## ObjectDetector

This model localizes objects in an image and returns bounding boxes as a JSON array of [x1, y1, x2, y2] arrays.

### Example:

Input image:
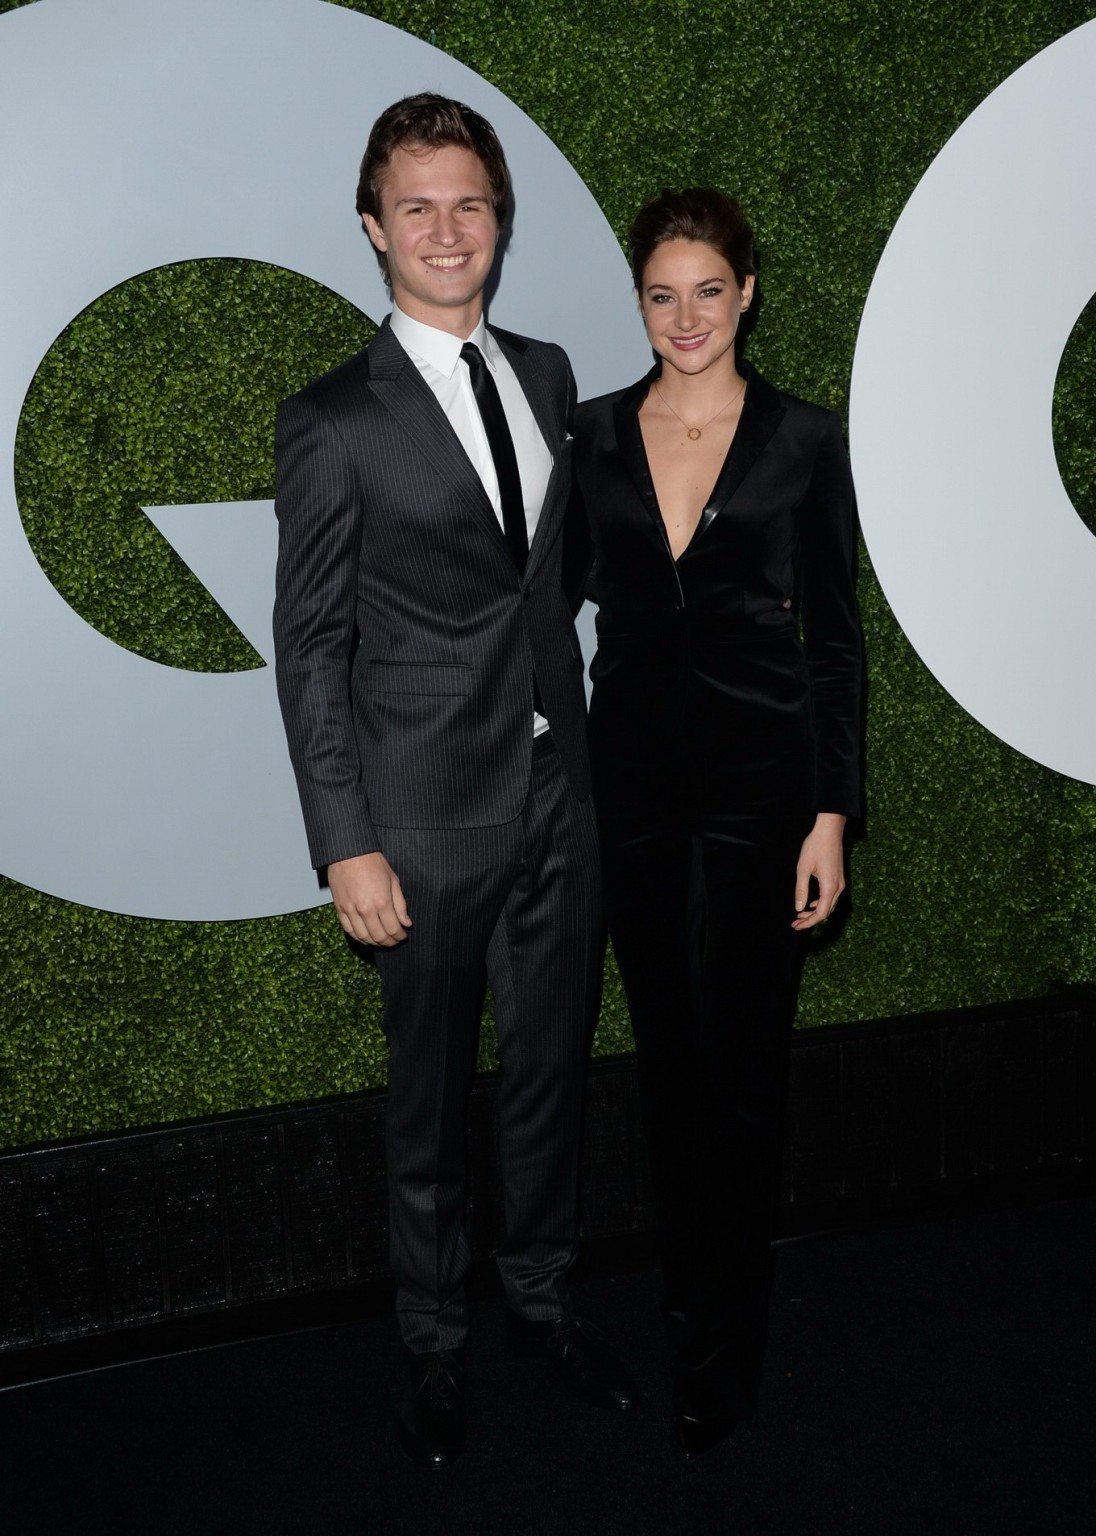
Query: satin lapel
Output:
[[612, 369, 665, 542], [694, 364, 785, 540], [492, 328, 562, 579], [365, 320, 510, 557]]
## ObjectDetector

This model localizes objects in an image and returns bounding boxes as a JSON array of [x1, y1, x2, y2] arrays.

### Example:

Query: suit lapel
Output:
[[491, 326, 564, 580], [491, 327, 556, 451], [365, 318, 512, 560], [488, 325, 567, 580], [694, 361, 785, 538], [612, 369, 666, 544], [611, 361, 786, 550]]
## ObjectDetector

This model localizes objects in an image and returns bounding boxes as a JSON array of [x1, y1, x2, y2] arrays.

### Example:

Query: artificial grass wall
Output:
[[2, 0, 1096, 1147]]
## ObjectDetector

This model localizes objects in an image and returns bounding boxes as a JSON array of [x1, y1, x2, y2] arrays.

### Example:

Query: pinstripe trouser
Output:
[[373, 738, 602, 1354]]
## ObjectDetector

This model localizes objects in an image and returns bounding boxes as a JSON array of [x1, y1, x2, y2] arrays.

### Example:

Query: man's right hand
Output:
[[327, 852, 412, 947]]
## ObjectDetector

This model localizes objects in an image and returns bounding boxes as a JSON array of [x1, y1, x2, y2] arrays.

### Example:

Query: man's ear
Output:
[[362, 212, 387, 252]]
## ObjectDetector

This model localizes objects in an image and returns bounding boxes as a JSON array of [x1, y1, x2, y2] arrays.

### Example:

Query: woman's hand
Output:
[[792, 813, 847, 930]]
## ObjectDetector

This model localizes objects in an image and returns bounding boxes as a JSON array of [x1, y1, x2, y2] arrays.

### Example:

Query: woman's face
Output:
[[638, 238, 754, 377]]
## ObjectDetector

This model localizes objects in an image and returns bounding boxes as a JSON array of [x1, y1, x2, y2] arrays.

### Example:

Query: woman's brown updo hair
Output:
[[628, 187, 761, 348]]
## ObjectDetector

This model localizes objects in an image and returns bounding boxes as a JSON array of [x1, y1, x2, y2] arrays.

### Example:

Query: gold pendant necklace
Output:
[[654, 380, 745, 440]]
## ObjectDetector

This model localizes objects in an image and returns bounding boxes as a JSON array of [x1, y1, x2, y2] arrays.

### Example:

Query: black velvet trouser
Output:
[[601, 811, 808, 1414]]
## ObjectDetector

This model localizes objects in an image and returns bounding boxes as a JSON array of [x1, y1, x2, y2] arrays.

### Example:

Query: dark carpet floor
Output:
[[2, 1197, 1093, 1536]]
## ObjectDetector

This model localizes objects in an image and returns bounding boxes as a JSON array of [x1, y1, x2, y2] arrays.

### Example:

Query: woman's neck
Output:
[[655, 354, 744, 416]]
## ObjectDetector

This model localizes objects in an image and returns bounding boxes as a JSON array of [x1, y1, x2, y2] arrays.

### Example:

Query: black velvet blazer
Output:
[[571, 361, 862, 822]]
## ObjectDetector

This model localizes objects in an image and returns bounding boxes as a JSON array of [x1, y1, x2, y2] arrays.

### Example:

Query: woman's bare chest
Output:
[[640, 411, 738, 560]]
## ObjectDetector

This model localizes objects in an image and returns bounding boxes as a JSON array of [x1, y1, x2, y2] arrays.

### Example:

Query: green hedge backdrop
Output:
[[3, 0, 1096, 1149]]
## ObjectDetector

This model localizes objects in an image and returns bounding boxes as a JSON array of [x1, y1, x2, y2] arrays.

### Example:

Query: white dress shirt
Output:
[[389, 303, 554, 735]]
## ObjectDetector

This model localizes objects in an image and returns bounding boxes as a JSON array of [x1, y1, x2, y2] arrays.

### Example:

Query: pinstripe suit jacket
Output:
[[273, 317, 592, 870]]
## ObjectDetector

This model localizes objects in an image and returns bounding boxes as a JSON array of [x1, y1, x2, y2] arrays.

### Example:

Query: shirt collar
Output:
[[390, 304, 496, 379]]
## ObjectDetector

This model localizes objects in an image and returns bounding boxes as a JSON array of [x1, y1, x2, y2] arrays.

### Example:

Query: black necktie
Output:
[[460, 342, 528, 573]]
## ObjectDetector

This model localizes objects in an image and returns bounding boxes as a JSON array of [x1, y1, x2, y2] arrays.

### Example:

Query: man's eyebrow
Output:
[[392, 193, 491, 207]]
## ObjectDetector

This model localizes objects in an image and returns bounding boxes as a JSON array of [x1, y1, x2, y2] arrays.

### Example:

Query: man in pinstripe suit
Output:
[[273, 94, 635, 1466]]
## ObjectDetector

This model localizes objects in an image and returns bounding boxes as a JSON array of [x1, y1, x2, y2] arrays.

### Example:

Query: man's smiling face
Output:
[[363, 142, 499, 336]]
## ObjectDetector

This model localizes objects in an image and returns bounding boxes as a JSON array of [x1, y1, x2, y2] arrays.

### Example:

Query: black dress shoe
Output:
[[506, 1312, 638, 1412], [396, 1350, 467, 1468], [673, 1346, 754, 1458]]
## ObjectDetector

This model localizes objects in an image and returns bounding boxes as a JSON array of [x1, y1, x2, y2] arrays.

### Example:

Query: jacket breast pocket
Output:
[[366, 661, 471, 696]]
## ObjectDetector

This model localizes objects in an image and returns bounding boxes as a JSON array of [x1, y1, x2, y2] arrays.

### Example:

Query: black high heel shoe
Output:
[[672, 1338, 757, 1458], [675, 1394, 742, 1458]]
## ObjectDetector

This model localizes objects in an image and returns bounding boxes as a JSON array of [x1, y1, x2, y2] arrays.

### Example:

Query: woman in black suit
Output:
[[572, 188, 862, 1456]]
